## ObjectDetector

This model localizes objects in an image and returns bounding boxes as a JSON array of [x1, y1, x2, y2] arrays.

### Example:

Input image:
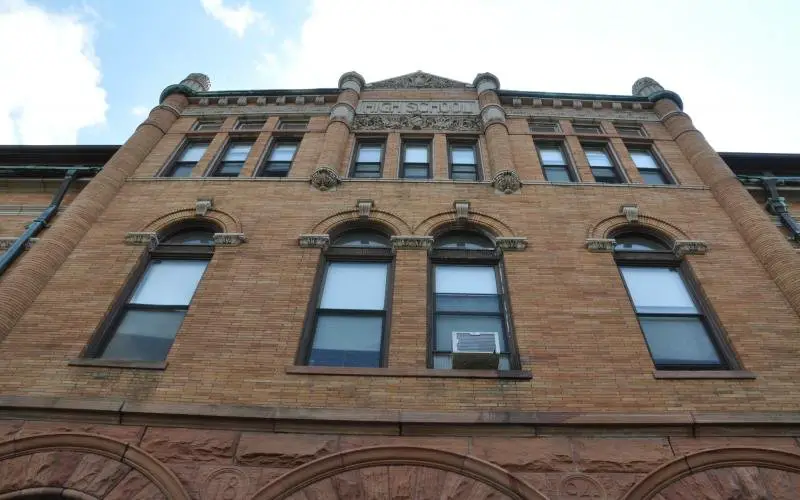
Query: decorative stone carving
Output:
[[632, 77, 665, 97], [368, 70, 467, 89], [329, 103, 355, 126], [573, 100, 583, 109], [357, 100, 479, 116], [673, 240, 709, 257], [559, 473, 606, 499], [495, 237, 528, 251], [125, 232, 159, 248], [256, 96, 266, 105], [633, 102, 643, 110], [512, 98, 522, 107], [356, 199, 373, 218], [276, 96, 286, 105], [198, 98, 209, 106], [480, 104, 506, 129], [473, 72, 500, 94], [621, 204, 639, 223], [533, 98, 542, 108], [586, 238, 616, 252], [593, 101, 603, 109], [298, 234, 330, 248], [338, 71, 366, 93], [203, 467, 249, 500], [295, 96, 305, 105], [309, 167, 341, 191], [553, 99, 562, 109], [196, 198, 213, 216], [454, 200, 470, 221], [213, 233, 247, 246], [391, 235, 434, 250], [491, 170, 522, 194], [353, 114, 480, 132], [236, 97, 247, 106], [315, 96, 325, 105], [217, 98, 228, 106]]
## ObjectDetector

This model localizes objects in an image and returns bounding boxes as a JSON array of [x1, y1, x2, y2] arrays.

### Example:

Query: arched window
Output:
[[299, 229, 393, 368], [613, 231, 736, 370], [429, 230, 517, 371], [84, 224, 215, 364]]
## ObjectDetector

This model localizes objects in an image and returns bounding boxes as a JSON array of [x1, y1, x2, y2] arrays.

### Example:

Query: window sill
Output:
[[286, 366, 532, 379], [653, 370, 756, 380], [68, 359, 168, 370]]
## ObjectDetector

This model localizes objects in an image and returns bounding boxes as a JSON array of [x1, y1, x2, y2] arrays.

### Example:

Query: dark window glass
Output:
[[333, 230, 390, 248], [585, 147, 622, 183], [614, 234, 670, 252], [402, 141, 430, 179], [236, 119, 266, 131], [194, 120, 222, 131], [573, 124, 602, 134], [530, 121, 560, 133], [279, 120, 309, 130], [537, 143, 574, 182], [629, 149, 671, 185], [617, 126, 645, 137], [435, 231, 494, 250], [449, 143, 479, 181], [260, 141, 299, 177], [163, 230, 215, 245], [352, 142, 384, 178], [165, 142, 208, 177], [211, 142, 252, 177]]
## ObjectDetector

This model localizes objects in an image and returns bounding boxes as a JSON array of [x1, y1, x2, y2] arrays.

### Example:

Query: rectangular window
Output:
[[449, 142, 480, 181], [279, 119, 309, 131], [619, 266, 725, 369], [165, 142, 208, 177], [573, 123, 602, 135], [308, 262, 389, 367], [629, 148, 671, 185], [617, 125, 645, 137], [432, 264, 510, 370], [211, 141, 252, 177], [259, 140, 299, 177], [99, 260, 209, 362], [235, 119, 266, 131], [584, 145, 623, 183], [529, 120, 560, 133], [401, 140, 431, 179], [536, 142, 574, 182], [194, 119, 222, 132], [351, 141, 384, 178]]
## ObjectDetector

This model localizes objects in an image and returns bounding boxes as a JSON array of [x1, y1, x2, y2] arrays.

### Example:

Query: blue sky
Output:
[[1, 0, 799, 153]]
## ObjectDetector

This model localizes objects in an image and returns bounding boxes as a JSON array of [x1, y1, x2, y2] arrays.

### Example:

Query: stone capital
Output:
[[495, 237, 528, 251], [338, 71, 366, 94], [586, 238, 615, 252], [329, 103, 355, 126], [298, 234, 331, 249], [632, 77, 683, 110], [480, 104, 506, 130], [673, 240, 709, 257], [391, 235, 434, 250], [213, 233, 247, 246], [473, 72, 500, 94]]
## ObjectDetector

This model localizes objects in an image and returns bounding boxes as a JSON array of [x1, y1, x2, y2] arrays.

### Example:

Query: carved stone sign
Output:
[[357, 100, 479, 116]]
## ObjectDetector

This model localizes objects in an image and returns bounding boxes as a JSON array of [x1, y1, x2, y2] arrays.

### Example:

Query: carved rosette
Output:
[[491, 170, 522, 194], [298, 234, 331, 249], [213, 233, 247, 246], [391, 235, 434, 250], [673, 240, 709, 257], [495, 237, 528, 251], [353, 114, 480, 132], [310, 167, 342, 191], [125, 232, 159, 249], [586, 238, 615, 252]]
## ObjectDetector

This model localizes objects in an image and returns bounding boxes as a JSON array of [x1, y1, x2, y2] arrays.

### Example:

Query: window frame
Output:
[[297, 230, 395, 368], [400, 139, 432, 179], [349, 138, 386, 179], [583, 143, 626, 184], [447, 140, 482, 181], [613, 233, 738, 371], [626, 145, 675, 185], [208, 139, 254, 177], [572, 122, 603, 135], [257, 138, 301, 177], [235, 118, 267, 131], [535, 141, 577, 182], [193, 119, 223, 132], [426, 233, 520, 371], [529, 120, 562, 134], [278, 119, 309, 131], [162, 140, 211, 178], [81, 222, 216, 362], [616, 124, 646, 138]]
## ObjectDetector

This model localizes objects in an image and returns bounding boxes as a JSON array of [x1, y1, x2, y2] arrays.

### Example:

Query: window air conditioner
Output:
[[451, 331, 500, 370]]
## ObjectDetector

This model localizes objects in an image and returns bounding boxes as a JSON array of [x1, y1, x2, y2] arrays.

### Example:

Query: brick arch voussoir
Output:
[[0, 432, 190, 500], [588, 214, 690, 243], [251, 445, 548, 500], [310, 209, 412, 236], [415, 210, 515, 238], [622, 446, 800, 500], [140, 207, 242, 235]]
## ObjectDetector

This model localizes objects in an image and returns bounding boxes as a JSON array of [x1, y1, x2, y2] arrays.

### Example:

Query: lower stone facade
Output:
[[2, 416, 800, 499]]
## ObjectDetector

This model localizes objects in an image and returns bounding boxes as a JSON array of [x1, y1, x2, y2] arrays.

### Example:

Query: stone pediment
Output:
[[367, 71, 469, 89]]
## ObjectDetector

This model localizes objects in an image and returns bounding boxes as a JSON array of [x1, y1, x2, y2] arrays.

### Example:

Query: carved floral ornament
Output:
[[309, 167, 342, 191], [353, 114, 480, 132], [491, 170, 522, 194]]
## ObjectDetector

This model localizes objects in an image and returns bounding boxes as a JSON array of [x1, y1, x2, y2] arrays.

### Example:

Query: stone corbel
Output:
[[453, 200, 470, 221], [196, 198, 213, 216], [673, 240, 709, 257], [391, 235, 434, 251], [213, 233, 247, 246], [310, 167, 342, 191], [620, 204, 639, 223], [491, 170, 522, 194], [125, 232, 159, 249], [357, 199, 374, 218], [586, 238, 616, 252], [298, 234, 330, 249], [495, 237, 528, 251]]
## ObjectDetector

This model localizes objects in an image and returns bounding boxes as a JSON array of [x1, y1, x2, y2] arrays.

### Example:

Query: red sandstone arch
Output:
[[251, 445, 548, 500], [0, 432, 190, 499], [622, 447, 800, 500]]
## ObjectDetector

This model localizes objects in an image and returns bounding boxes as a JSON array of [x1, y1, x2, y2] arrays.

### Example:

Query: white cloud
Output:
[[131, 106, 149, 118], [201, 0, 264, 38], [257, 0, 800, 153], [0, 0, 107, 144]]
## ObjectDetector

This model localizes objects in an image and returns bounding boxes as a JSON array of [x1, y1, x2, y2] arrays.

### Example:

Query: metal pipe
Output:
[[0, 168, 80, 276], [761, 177, 800, 241]]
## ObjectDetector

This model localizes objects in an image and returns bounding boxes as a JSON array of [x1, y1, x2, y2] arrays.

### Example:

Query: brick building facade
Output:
[[0, 71, 799, 499]]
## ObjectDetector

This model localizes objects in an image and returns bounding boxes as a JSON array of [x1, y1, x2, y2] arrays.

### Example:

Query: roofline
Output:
[[497, 89, 650, 103], [720, 152, 800, 160], [194, 88, 341, 98]]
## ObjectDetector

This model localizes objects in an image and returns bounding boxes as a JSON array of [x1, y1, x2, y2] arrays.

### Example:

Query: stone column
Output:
[[313, 71, 364, 179], [474, 73, 520, 194], [0, 73, 209, 338], [634, 77, 800, 317]]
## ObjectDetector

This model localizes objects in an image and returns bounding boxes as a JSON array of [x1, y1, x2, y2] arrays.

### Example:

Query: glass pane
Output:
[[101, 309, 186, 361], [434, 353, 509, 369], [640, 316, 721, 367], [333, 231, 390, 248], [585, 149, 612, 167], [357, 145, 382, 163], [263, 162, 290, 176], [435, 265, 497, 294], [544, 166, 572, 182], [435, 314, 505, 351], [618, 127, 643, 137], [353, 169, 381, 178], [403, 165, 429, 178], [163, 230, 214, 245], [223, 143, 252, 162], [320, 262, 387, 310], [310, 314, 382, 367], [280, 121, 308, 130], [630, 150, 658, 169], [451, 171, 477, 181], [435, 231, 494, 250], [436, 293, 500, 313], [592, 167, 620, 183], [539, 146, 566, 165], [180, 143, 208, 162], [450, 147, 475, 165], [404, 145, 428, 163], [641, 170, 669, 185], [269, 143, 298, 161], [130, 260, 209, 306], [620, 267, 698, 314], [614, 234, 669, 252], [170, 163, 194, 177], [575, 125, 601, 134], [216, 162, 243, 177]]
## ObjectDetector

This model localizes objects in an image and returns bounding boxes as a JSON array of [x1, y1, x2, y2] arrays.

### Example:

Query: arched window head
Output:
[[163, 229, 215, 245], [434, 231, 494, 250], [332, 230, 390, 248], [613, 233, 669, 252]]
